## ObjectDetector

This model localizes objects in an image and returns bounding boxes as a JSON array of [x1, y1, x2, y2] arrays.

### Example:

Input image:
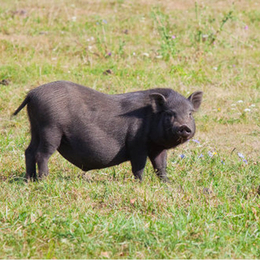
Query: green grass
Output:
[[1, 0, 260, 258]]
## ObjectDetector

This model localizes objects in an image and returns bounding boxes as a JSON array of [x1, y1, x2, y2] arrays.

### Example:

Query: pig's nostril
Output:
[[178, 125, 192, 137]]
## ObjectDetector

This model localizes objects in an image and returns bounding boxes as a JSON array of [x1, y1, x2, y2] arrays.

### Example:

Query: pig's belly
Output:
[[57, 134, 129, 171]]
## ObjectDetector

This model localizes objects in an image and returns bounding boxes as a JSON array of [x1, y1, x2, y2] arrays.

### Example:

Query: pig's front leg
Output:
[[148, 148, 169, 182], [129, 150, 147, 181]]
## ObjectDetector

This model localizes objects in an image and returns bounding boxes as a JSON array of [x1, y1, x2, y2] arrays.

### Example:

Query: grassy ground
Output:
[[1, 0, 260, 258]]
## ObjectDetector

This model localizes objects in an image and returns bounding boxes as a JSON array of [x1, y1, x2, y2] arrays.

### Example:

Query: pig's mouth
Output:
[[164, 125, 194, 148], [176, 125, 193, 143], [177, 125, 192, 137]]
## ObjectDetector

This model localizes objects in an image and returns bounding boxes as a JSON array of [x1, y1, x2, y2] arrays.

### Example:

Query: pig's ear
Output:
[[188, 91, 203, 111], [149, 93, 167, 112], [149, 93, 167, 106]]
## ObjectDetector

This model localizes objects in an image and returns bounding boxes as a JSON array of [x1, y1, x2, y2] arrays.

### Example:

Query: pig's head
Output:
[[150, 90, 203, 149]]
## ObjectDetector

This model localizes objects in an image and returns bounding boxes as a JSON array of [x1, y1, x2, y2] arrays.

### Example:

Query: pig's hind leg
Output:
[[35, 126, 62, 179], [25, 130, 39, 181]]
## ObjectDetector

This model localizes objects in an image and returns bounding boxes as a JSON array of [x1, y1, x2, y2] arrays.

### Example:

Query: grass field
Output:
[[1, 0, 260, 258]]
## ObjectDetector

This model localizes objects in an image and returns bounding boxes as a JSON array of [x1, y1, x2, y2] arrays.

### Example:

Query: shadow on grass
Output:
[[2, 171, 27, 184], [55, 172, 121, 184], [3, 171, 169, 187], [1, 171, 110, 184]]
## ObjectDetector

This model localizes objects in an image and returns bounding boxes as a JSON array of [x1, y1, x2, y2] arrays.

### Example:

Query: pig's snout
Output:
[[177, 125, 192, 138]]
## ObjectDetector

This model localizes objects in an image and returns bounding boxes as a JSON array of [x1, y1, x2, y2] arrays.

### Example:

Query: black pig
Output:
[[13, 81, 203, 181]]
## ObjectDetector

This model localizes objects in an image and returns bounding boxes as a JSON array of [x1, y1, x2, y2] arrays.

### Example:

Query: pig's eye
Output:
[[166, 111, 175, 117], [189, 112, 193, 117], [165, 111, 176, 121]]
